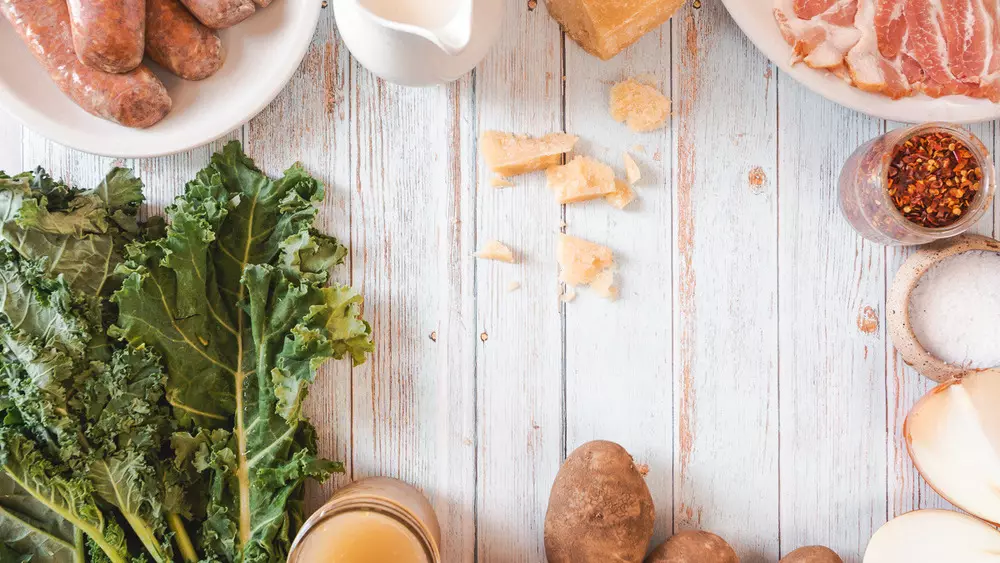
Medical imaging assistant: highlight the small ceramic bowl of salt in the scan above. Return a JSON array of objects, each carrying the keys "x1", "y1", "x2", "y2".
[{"x1": 887, "y1": 234, "x2": 1000, "y2": 382}]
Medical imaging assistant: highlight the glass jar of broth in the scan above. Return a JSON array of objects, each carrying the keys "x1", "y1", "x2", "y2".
[{"x1": 288, "y1": 477, "x2": 441, "y2": 563}]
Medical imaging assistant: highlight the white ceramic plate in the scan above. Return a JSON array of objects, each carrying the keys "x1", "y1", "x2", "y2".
[
  {"x1": 721, "y1": 0, "x2": 1000, "y2": 123},
  {"x1": 0, "y1": 0, "x2": 322, "y2": 158}
]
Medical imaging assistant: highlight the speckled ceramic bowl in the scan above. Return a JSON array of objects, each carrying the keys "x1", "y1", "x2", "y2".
[{"x1": 887, "y1": 234, "x2": 1000, "y2": 382}]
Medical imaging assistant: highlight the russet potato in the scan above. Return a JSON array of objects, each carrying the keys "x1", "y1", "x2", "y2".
[
  {"x1": 644, "y1": 530, "x2": 738, "y2": 563},
  {"x1": 543, "y1": 440, "x2": 654, "y2": 563}
]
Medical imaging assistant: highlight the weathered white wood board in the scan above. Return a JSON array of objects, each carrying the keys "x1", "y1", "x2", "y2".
[
  {"x1": 563, "y1": 11, "x2": 674, "y2": 550},
  {"x1": 0, "y1": 2, "x2": 996, "y2": 562},
  {"x1": 474, "y1": 3, "x2": 563, "y2": 561},
  {"x1": 671, "y1": 3, "x2": 779, "y2": 561},
  {"x1": 777, "y1": 82, "x2": 886, "y2": 560}
]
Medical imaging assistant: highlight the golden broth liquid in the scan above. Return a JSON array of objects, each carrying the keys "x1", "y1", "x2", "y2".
[{"x1": 293, "y1": 510, "x2": 430, "y2": 563}]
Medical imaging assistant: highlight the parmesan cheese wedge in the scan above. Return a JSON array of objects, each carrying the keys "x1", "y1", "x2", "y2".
[
  {"x1": 480, "y1": 131, "x2": 578, "y2": 176},
  {"x1": 610, "y1": 79, "x2": 670, "y2": 132},
  {"x1": 557, "y1": 234, "x2": 615, "y2": 286},
  {"x1": 546, "y1": 156, "x2": 616, "y2": 204},
  {"x1": 475, "y1": 240, "x2": 516, "y2": 263},
  {"x1": 623, "y1": 152, "x2": 641, "y2": 184},
  {"x1": 605, "y1": 179, "x2": 636, "y2": 209}
]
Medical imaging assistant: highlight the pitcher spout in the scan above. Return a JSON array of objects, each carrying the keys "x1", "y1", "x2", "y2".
[{"x1": 424, "y1": 0, "x2": 473, "y2": 56}]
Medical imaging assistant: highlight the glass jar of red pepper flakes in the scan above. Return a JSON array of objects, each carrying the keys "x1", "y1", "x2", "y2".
[{"x1": 839, "y1": 123, "x2": 995, "y2": 246}]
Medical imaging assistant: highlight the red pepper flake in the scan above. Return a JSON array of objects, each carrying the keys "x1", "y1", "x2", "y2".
[{"x1": 887, "y1": 132, "x2": 981, "y2": 228}]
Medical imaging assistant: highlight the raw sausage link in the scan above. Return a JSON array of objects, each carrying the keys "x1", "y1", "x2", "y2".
[
  {"x1": 66, "y1": 0, "x2": 145, "y2": 73},
  {"x1": 253, "y1": 0, "x2": 271, "y2": 7},
  {"x1": 1, "y1": 0, "x2": 171, "y2": 128},
  {"x1": 146, "y1": 0, "x2": 223, "y2": 81},
  {"x1": 178, "y1": 0, "x2": 253, "y2": 29}
]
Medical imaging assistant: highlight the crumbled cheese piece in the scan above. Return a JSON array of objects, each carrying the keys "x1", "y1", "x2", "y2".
[
  {"x1": 591, "y1": 268, "x2": 618, "y2": 300},
  {"x1": 623, "y1": 152, "x2": 641, "y2": 184},
  {"x1": 546, "y1": 156, "x2": 616, "y2": 204},
  {"x1": 557, "y1": 234, "x2": 615, "y2": 286},
  {"x1": 480, "y1": 131, "x2": 578, "y2": 176},
  {"x1": 475, "y1": 240, "x2": 516, "y2": 263},
  {"x1": 632, "y1": 144, "x2": 646, "y2": 154},
  {"x1": 491, "y1": 176, "x2": 514, "y2": 188},
  {"x1": 545, "y1": 0, "x2": 685, "y2": 60},
  {"x1": 507, "y1": 281, "x2": 521, "y2": 292},
  {"x1": 605, "y1": 179, "x2": 636, "y2": 209},
  {"x1": 561, "y1": 287, "x2": 577, "y2": 302},
  {"x1": 609, "y1": 79, "x2": 670, "y2": 132}
]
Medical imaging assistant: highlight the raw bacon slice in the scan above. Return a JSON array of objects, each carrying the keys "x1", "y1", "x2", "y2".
[
  {"x1": 774, "y1": 0, "x2": 862, "y2": 68},
  {"x1": 847, "y1": 0, "x2": 911, "y2": 97},
  {"x1": 776, "y1": 0, "x2": 1000, "y2": 99}
]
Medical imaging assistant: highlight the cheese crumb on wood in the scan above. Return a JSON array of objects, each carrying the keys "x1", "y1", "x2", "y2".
[
  {"x1": 605, "y1": 179, "x2": 636, "y2": 209},
  {"x1": 560, "y1": 287, "x2": 577, "y2": 302},
  {"x1": 610, "y1": 79, "x2": 671, "y2": 132},
  {"x1": 557, "y1": 234, "x2": 614, "y2": 286},
  {"x1": 546, "y1": 156, "x2": 616, "y2": 204},
  {"x1": 480, "y1": 131, "x2": 578, "y2": 176},
  {"x1": 544, "y1": 0, "x2": 686, "y2": 60},
  {"x1": 507, "y1": 281, "x2": 521, "y2": 292},
  {"x1": 623, "y1": 152, "x2": 641, "y2": 184},
  {"x1": 491, "y1": 176, "x2": 514, "y2": 188},
  {"x1": 591, "y1": 268, "x2": 618, "y2": 300},
  {"x1": 475, "y1": 240, "x2": 516, "y2": 263}
]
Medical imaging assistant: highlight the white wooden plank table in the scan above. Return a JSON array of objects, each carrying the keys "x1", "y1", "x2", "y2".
[{"x1": 0, "y1": 2, "x2": 991, "y2": 562}]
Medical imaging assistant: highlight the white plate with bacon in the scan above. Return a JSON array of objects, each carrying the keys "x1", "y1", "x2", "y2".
[{"x1": 722, "y1": 0, "x2": 1000, "y2": 123}]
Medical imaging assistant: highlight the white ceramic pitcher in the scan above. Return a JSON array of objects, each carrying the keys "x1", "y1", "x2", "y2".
[{"x1": 333, "y1": 0, "x2": 504, "y2": 86}]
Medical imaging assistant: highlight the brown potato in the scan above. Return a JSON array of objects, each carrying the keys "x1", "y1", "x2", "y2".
[
  {"x1": 544, "y1": 440, "x2": 654, "y2": 563},
  {"x1": 780, "y1": 546, "x2": 843, "y2": 563},
  {"x1": 644, "y1": 530, "x2": 738, "y2": 563}
]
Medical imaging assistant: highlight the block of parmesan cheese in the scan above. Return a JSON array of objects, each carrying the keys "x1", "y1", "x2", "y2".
[
  {"x1": 480, "y1": 131, "x2": 578, "y2": 176},
  {"x1": 605, "y1": 179, "x2": 636, "y2": 209},
  {"x1": 475, "y1": 240, "x2": 515, "y2": 263},
  {"x1": 546, "y1": 156, "x2": 616, "y2": 204},
  {"x1": 610, "y1": 79, "x2": 671, "y2": 132},
  {"x1": 545, "y1": 0, "x2": 686, "y2": 60},
  {"x1": 557, "y1": 234, "x2": 614, "y2": 286}
]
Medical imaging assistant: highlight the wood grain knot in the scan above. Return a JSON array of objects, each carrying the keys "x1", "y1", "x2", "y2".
[{"x1": 857, "y1": 305, "x2": 879, "y2": 334}]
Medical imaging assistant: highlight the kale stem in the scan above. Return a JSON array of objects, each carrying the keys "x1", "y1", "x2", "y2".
[
  {"x1": 168, "y1": 512, "x2": 198, "y2": 563},
  {"x1": 73, "y1": 528, "x2": 85, "y2": 563}
]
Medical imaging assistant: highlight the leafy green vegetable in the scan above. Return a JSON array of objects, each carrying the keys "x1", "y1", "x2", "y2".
[
  {"x1": 113, "y1": 142, "x2": 371, "y2": 562},
  {"x1": 0, "y1": 472, "x2": 80, "y2": 562},
  {"x1": 0, "y1": 143, "x2": 370, "y2": 562}
]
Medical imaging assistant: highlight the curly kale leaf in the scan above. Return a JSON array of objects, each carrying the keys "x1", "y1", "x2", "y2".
[
  {"x1": 113, "y1": 142, "x2": 371, "y2": 562},
  {"x1": 0, "y1": 472, "x2": 81, "y2": 562}
]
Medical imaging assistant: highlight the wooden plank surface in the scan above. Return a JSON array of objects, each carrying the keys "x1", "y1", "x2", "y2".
[
  {"x1": 474, "y1": 3, "x2": 564, "y2": 561},
  {"x1": 563, "y1": 19, "x2": 674, "y2": 550},
  {"x1": 0, "y1": 2, "x2": 997, "y2": 562},
  {"x1": 777, "y1": 85, "x2": 886, "y2": 562},
  {"x1": 671, "y1": 3, "x2": 780, "y2": 561},
  {"x1": 348, "y1": 45, "x2": 478, "y2": 563}
]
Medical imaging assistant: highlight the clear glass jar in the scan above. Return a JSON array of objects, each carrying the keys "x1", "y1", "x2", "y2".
[
  {"x1": 288, "y1": 477, "x2": 441, "y2": 563},
  {"x1": 838, "y1": 123, "x2": 995, "y2": 246}
]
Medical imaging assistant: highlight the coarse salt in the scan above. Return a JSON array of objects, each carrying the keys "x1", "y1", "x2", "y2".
[{"x1": 909, "y1": 251, "x2": 1000, "y2": 368}]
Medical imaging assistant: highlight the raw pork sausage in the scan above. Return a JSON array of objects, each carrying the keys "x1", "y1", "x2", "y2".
[
  {"x1": 66, "y1": 0, "x2": 145, "y2": 73},
  {"x1": 178, "y1": 0, "x2": 254, "y2": 29},
  {"x1": 0, "y1": 0, "x2": 171, "y2": 128},
  {"x1": 146, "y1": 0, "x2": 223, "y2": 80}
]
